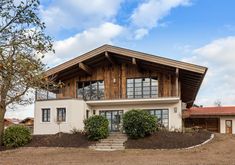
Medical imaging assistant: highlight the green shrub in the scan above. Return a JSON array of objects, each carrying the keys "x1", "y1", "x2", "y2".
[
  {"x1": 3, "y1": 125, "x2": 32, "y2": 148},
  {"x1": 84, "y1": 115, "x2": 109, "y2": 140},
  {"x1": 123, "y1": 109, "x2": 157, "y2": 139}
]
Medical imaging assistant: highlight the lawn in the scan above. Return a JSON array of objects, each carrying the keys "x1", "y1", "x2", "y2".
[{"x1": 0, "y1": 134, "x2": 235, "y2": 165}]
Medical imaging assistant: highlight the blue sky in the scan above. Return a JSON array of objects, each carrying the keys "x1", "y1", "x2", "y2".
[{"x1": 6, "y1": 0, "x2": 235, "y2": 118}]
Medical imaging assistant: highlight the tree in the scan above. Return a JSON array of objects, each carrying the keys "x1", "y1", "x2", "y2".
[
  {"x1": 214, "y1": 100, "x2": 222, "y2": 107},
  {"x1": 0, "y1": 0, "x2": 53, "y2": 144}
]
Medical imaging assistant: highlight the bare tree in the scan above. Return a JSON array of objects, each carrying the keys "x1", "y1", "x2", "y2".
[
  {"x1": 0, "y1": 0, "x2": 54, "y2": 144},
  {"x1": 214, "y1": 100, "x2": 222, "y2": 107}
]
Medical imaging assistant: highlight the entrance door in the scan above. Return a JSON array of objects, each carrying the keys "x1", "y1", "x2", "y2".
[
  {"x1": 225, "y1": 120, "x2": 232, "y2": 134},
  {"x1": 100, "y1": 110, "x2": 123, "y2": 132}
]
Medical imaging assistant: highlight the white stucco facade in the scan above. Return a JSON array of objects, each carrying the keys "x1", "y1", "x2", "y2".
[
  {"x1": 34, "y1": 99, "x2": 88, "y2": 135},
  {"x1": 220, "y1": 117, "x2": 235, "y2": 134},
  {"x1": 34, "y1": 97, "x2": 183, "y2": 135}
]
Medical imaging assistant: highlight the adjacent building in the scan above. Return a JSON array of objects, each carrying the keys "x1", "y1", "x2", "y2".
[{"x1": 184, "y1": 106, "x2": 235, "y2": 134}]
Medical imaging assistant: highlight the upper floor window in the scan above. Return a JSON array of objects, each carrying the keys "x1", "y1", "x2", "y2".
[
  {"x1": 57, "y1": 108, "x2": 66, "y2": 122},
  {"x1": 42, "y1": 108, "x2": 50, "y2": 122},
  {"x1": 127, "y1": 78, "x2": 158, "y2": 99},
  {"x1": 77, "y1": 80, "x2": 104, "y2": 100}
]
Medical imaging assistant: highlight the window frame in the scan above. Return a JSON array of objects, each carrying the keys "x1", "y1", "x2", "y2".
[
  {"x1": 41, "y1": 108, "x2": 50, "y2": 122},
  {"x1": 145, "y1": 109, "x2": 169, "y2": 129},
  {"x1": 57, "y1": 107, "x2": 66, "y2": 122},
  {"x1": 126, "y1": 77, "x2": 158, "y2": 99}
]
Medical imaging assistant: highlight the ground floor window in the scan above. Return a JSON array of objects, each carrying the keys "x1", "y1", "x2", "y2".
[
  {"x1": 57, "y1": 108, "x2": 66, "y2": 122},
  {"x1": 42, "y1": 108, "x2": 50, "y2": 122},
  {"x1": 146, "y1": 109, "x2": 169, "y2": 128}
]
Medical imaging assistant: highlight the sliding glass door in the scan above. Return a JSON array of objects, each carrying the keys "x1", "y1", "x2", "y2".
[{"x1": 100, "y1": 110, "x2": 123, "y2": 132}]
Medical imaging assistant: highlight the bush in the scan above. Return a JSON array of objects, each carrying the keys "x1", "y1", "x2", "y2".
[
  {"x1": 70, "y1": 128, "x2": 83, "y2": 134},
  {"x1": 123, "y1": 109, "x2": 157, "y2": 139},
  {"x1": 3, "y1": 125, "x2": 32, "y2": 148},
  {"x1": 84, "y1": 115, "x2": 109, "y2": 141}
]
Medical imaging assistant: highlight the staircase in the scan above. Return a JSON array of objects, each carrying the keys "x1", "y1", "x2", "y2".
[{"x1": 89, "y1": 132, "x2": 127, "y2": 151}]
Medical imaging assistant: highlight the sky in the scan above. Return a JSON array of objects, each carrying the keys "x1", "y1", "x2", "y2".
[{"x1": 5, "y1": 0, "x2": 235, "y2": 119}]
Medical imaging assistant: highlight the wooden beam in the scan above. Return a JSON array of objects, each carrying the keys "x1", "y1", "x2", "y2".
[
  {"x1": 105, "y1": 51, "x2": 115, "y2": 65},
  {"x1": 132, "y1": 57, "x2": 137, "y2": 65},
  {"x1": 79, "y1": 63, "x2": 92, "y2": 75}
]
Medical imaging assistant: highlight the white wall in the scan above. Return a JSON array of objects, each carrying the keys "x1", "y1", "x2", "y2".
[
  {"x1": 89, "y1": 101, "x2": 182, "y2": 131},
  {"x1": 34, "y1": 99, "x2": 182, "y2": 134},
  {"x1": 34, "y1": 99, "x2": 87, "y2": 135},
  {"x1": 220, "y1": 117, "x2": 235, "y2": 134}
]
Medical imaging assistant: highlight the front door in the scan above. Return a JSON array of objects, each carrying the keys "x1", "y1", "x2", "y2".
[
  {"x1": 225, "y1": 120, "x2": 232, "y2": 134},
  {"x1": 100, "y1": 110, "x2": 123, "y2": 132}
]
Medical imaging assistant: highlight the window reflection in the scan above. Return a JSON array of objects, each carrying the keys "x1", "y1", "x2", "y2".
[
  {"x1": 146, "y1": 109, "x2": 169, "y2": 128},
  {"x1": 77, "y1": 80, "x2": 104, "y2": 100},
  {"x1": 127, "y1": 77, "x2": 158, "y2": 99}
]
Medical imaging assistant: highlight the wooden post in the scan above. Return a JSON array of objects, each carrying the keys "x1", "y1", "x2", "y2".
[
  {"x1": 35, "y1": 89, "x2": 38, "y2": 101},
  {"x1": 176, "y1": 68, "x2": 179, "y2": 97}
]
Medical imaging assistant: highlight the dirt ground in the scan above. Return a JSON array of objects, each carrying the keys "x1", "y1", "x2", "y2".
[
  {"x1": 0, "y1": 133, "x2": 235, "y2": 165},
  {"x1": 26, "y1": 132, "x2": 94, "y2": 148},
  {"x1": 126, "y1": 130, "x2": 211, "y2": 149}
]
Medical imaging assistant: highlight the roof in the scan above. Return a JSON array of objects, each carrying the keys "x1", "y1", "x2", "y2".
[
  {"x1": 4, "y1": 118, "x2": 21, "y2": 124},
  {"x1": 44, "y1": 44, "x2": 207, "y2": 108},
  {"x1": 46, "y1": 44, "x2": 207, "y2": 76},
  {"x1": 20, "y1": 117, "x2": 34, "y2": 124},
  {"x1": 184, "y1": 106, "x2": 235, "y2": 118}
]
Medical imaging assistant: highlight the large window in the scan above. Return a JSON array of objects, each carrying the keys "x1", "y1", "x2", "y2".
[
  {"x1": 127, "y1": 78, "x2": 158, "y2": 99},
  {"x1": 147, "y1": 109, "x2": 169, "y2": 128},
  {"x1": 57, "y1": 108, "x2": 66, "y2": 122},
  {"x1": 42, "y1": 108, "x2": 50, "y2": 122},
  {"x1": 77, "y1": 80, "x2": 104, "y2": 100}
]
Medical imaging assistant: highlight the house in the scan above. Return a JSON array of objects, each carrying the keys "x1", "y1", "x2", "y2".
[
  {"x1": 20, "y1": 117, "x2": 34, "y2": 127},
  {"x1": 4, "y1": 118, "x2": 21, "y2": 129},
  {"x1": 183, "y1": 106, "x2": 235, "y2": 134},
  {"x1": 34, "y1": 45, "x2": 207, "y2": 135},
  {"x1": 4, "y1": 118, "x2": 15, "y2": 129},
  {"x1": 20, "y1": 117, "x2": 34, "y2": 133}
]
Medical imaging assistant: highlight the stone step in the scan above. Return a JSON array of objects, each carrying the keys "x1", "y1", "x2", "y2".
[
  {"x1": 106, "y1": 135, "x2": 127, "y2": 138},
  {"x1": 107, "y1": 135, "x2": 127, "y2": 137},
  {"x1": 109, "y1": 135, "x2": 126, "y2": 137},
  {"x1": 100, "y1": 141, "x2": 125, "y2": 144},
  {"x1": 93, "y1": 146, "x2": 125, "y2": 150},
  {"x1": 89, "y1": 133, "x2": 127, "y2": 151},
  {"x1": 95, "y1": 143, "x2": 123, "y2": 146},
  {"x1": 101, "y1": 138, "x2": 127, "y2": 141}
]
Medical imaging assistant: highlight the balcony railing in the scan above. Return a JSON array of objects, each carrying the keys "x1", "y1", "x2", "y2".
[
  {"x1": 35, "y1": 89, "x2": 177, "y2": 101},
  {"x1": 35, "y1": 89, "x2": 57, "y2": 101}
]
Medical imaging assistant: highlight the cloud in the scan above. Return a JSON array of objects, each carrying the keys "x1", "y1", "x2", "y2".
[
  {"x1": 130, "y1": 0, "x2": 191, "y2": 39},
  {"x1": 43, "y1": 22, "x2": 124, "y2": 67},
  {"x1": 134, "y1": 28, "x2": 149, "y2": 40},
  {"x1": 40, "y1": 0, "x2": 123, "y2": 34},
  {"x1": 183, "y1": 36, "x2": 235, "y2": 106}
]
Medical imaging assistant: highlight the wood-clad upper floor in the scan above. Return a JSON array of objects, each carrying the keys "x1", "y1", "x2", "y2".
[
  {"x1": 38, "y1": 45, "x2": 207, "y2": 108},
  {"x1": 56, "y1": 63, "x2": 178, "y2": 100}
]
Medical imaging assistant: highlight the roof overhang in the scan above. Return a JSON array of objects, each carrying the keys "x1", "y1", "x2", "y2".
[{"x1": 46, "y1": 45, "x2": 207, "y2": 76}]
